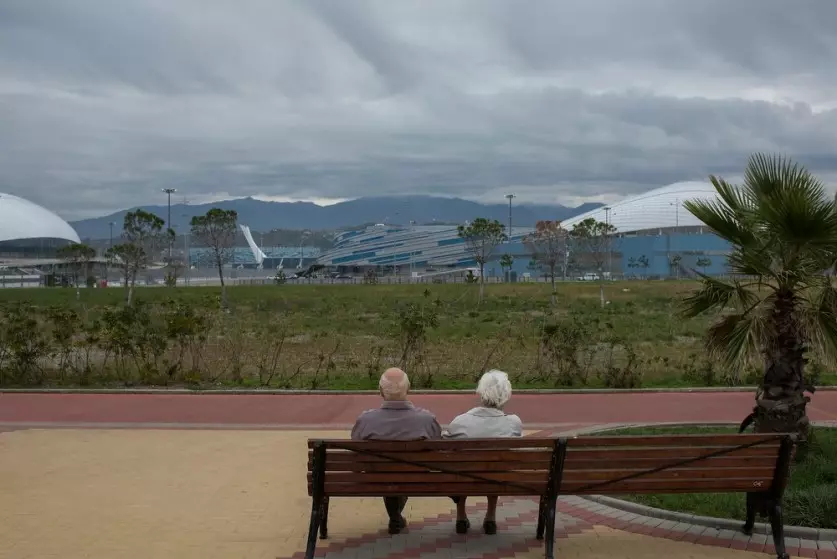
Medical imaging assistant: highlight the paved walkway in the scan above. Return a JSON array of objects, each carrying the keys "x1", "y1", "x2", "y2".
[
  {"x1": 2, "y1": 427, "x2": 824, "y2": 559},
  {"x1": 2, "y1": 392, "x2": 836, "y2": 558},
  {"x1": 2, "y1": 391, "x2": 836, "y2": 428}
]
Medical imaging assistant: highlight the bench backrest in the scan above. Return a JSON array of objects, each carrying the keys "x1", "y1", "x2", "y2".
[
  {"x1": 307, "y1": 438, "x2": 559, "y2": 497},
  {"x1": 561, "y1": 433, "x2": 794, "y2": 496},
  {"x1": 307, "y1": 433, "x2": 795, "y2": 499}
]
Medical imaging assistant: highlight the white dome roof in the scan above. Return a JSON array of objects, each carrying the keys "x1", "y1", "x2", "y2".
[
  {"x1": 0, "y1": 193, "x2": 81, "y2": 243},
  {"x1": 562, "y1": 181, "x2": 719, "y2": 233}
]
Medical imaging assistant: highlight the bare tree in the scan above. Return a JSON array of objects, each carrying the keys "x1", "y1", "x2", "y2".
[
  {"x1": 105, "y1": 243, "x2": 145, "y2": 304},
  {"x1": 190, "y1": 208, "x2": 238, "y2": 308},
  {"x1": 457, "y1": 218, "x2": 506, "y2": 304},
  {"x1": 108, "y1": 210, "x2": 172, "y2": 304},
  {"x1": 56, "y1": 242, "x2": 96, "y2": 299},
  {"x1": 570, "y1": 217, "x2": 616, "y2": 308},
  {"x1": 523, "y1": 220, "x2": 568, "y2": 304}
]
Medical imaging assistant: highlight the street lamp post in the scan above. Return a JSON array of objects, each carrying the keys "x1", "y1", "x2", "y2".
[
  {"x1": 669, "y1": 199, "x2": 680, "y2": 278},
  {"x1": 409, "y1": 220, "x2": 416, "y2": 281},
  {"x1": 184, "y1": 217, "x2": 190, "y2": 285},
  {"x1": 674, "y1": 197, "x2": 679, "y2": 229},
  {"x1": 505, "y1": 193, "x2": 516, "y2": 242},
  {"x1": 162, "y1": 188, "x2": 177, "y2": 260},
  {"x1": 604, "y1": 207, "x2": 612, "y2": 278},
  {"x1": 299, "y1": 230, "x2": 310, "y2": 271}
]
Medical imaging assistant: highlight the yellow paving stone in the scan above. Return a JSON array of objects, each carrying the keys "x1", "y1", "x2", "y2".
[
  {"x1": 502, "y1": 527, "x2": 781, "y2": 558},
  {"x1": 0, "y1": 428, "x2": 799, "y2": 559},
  {"x1": 0, "y1": 429, "x2": 457, "y2": 559}
]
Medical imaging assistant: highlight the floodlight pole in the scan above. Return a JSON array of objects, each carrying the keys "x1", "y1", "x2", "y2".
[
  {"x1": 162, "y1": 188, "x2": 177, "y2": 260},
  {"x1": 184, "y1": 214, "x2": 191, "y2": 285},
  {"x1": 505, "y1": 193, "x2": 516, "y2": 242},
  {"x1": 604, "y1": 207, "x2": 612, "y2": 278},
  {"x1": 109, "y1": 221, "x2": 115, "y2": 248}
]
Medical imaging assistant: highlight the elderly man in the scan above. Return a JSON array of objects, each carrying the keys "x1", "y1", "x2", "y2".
[{"x1": 351, "y1": 367, "x2": 441, "y2": 534}]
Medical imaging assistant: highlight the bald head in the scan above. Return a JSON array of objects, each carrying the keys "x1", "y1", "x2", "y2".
[{"x1": 379, "y1": 368, "x2": 410, "y2": 401}]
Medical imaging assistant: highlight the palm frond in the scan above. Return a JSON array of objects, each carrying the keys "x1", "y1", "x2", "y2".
[
  {"x1": 799, "y1": 283, "x2": 837, "y2": 362},
  {"x1": 684, "y1": 176, "x2": 757, "y2": 247},
  {"x1": 744, "y1": 153, "x2": 837, "y2": 248},
  {"x1": 705, "y1": 309, "x2": 768, "y2": 370},
  {"x1": 724, "y1": 246, "x2": 777, "y2": 280},
  {"x1": 681, "y1": 275, "x2": 760, "y2": 318}
]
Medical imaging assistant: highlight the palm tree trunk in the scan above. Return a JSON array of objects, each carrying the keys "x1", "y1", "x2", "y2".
[{"x1": 752, "y1": 290, "x2": 810, "y2": 452}]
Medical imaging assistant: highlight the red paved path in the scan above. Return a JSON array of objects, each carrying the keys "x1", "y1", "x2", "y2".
[{"x1": 1, "y1": 391, "x2": 835, "y2": 427}]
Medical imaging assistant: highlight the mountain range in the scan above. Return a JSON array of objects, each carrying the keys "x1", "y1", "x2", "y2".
[{"x1": 70, "y1": 195, "x2": 602, "y2": 241}]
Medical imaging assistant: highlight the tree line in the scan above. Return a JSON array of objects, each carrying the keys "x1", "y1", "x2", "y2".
[
  {"x1": 58, "y1": 208, "x2": 240, "y2": 307},
  {"x1": 456, "y1": 215, "x2": 615, "y2": 306}
]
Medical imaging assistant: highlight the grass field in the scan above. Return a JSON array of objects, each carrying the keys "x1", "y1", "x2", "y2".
[
  {"x1": 599, "y1": 425, "x2": 837, "y2": 529},
  {"x1": 0, "y1": 281, "x2": 834, "y2": 389}
]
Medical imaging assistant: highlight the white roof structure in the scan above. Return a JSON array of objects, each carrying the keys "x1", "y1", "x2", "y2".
[
  {"x1": 561, "y1": 181, "x2": 720, "y2": 233},
  {"x1": 0, "y1": 193, "x2": 80, "y2": 243}
]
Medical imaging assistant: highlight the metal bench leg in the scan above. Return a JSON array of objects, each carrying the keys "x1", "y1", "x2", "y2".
[
  {"x1": 319, "y1": 497, "x2": 330, "y2": 540},
  {"x1": 304, "y1": 496, "x2": 322, "y2": 559},
  {"x1": 767, "y1": 501, "x2": 789, "y2": 559},
  {"x1": 742, "y1": 492, "x2": 758, "y2": 535},
  {"x1": 543, "y1": 497, "x2": 558, "y2": 559},
  {"x1": 536, "y1": 495, "x2": 546, "y2": 540}
]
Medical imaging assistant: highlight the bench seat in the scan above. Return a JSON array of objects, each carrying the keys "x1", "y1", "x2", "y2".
[{"x1": 304, "y1": 433, "x2": 795, "y2": 559}]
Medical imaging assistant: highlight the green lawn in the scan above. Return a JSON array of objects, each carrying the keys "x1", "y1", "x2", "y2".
[
  {"x1": 0, "y1": 281, "x2": 834, "y2": 389},
  {"x1": 597, "y1": 425, "x2": 837, "y2": 529}
]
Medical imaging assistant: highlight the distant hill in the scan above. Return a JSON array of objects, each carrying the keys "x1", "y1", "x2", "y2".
[{"x1": 70, "y1": 195, "x2": 602, "y2": 240}]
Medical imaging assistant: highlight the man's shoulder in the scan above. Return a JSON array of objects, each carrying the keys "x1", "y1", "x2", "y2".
[
  {"x1": 355, "y1": 408, "x2": 382, "y2": 421},
  {"x1": 411, "y1": 406, "x2": 439, "y2": 420}
]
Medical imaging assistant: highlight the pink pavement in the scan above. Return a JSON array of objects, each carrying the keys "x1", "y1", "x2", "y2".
[{"x1": 1, "y1": 390, "x2": 835, "y2": 427}]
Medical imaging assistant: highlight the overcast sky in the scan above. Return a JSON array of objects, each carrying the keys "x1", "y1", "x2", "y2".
[{"x1": 2, "y1": 0, "x2": 837, "y2": 220}]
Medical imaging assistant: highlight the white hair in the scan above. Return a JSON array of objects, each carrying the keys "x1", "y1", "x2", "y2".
[
  {"x1": 379, "y1": 368, "x2": 410, "y2": 400},
  {"x1": 476, "y1": 369, "x2": 512, "y2": 409}
]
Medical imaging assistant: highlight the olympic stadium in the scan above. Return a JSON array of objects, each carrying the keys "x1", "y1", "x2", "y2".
[
  {"x1": 0, "y1": 193, "x2": 83, "y2": 285},
  {"x1": 314, "y1": 182, "x2": 731, "y2": 279},
  {"x1": 0, "y1": 193, "x2": 80, "y2": 254}
]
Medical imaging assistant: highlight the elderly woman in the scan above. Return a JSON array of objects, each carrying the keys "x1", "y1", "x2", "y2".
[{"x1": 444, "y1": 369, "x2": 522, "y2": 535}]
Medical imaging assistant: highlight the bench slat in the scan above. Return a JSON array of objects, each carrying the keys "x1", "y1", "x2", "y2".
[
  {"x1": 316, "y1": 460, "x2": 551, "y2": 473},
  {"x1": 562, "y1": 455, "x2": 777, "y2": 470},
  {"x1": 310, "y1": 449, "x2": 553, "y2": 464},
  {"x1": 563, "y1": 446, "x2": 778, "y2": 462},
  {"x1": 321, "y1": 482, "x2": 546, "y2": 496},
  {"x1": 308, "y1": 438, "x2": 555, "y2": 451},
  {"x1": 561, "y1": 467, "x2": 775, "y2": 482},
  {"x1": 313, "y1": 471, "x2": 549, "y2": 484},
  {"x1": 568, "y1": 434, "x2": 785, "y2": 447},
  {"x1": 562, "y1": 477, "x2": 772, "y2": 494}
]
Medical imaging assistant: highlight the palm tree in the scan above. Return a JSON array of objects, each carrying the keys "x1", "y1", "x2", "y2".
[{"x1": 682, "y1": 154, "x2": 837, "y2": 446}]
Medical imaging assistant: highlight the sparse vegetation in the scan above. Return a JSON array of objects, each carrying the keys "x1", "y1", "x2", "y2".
[{"x1": 0, "y1": 281, "x2": 834, "y2": 390}]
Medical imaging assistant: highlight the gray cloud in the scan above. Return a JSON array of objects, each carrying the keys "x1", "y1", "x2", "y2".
[{"x1": 1, "y1": 0, "x2": 837, "y2": 219}]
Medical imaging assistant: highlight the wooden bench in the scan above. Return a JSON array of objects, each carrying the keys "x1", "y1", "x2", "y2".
[{"x1": 305, "y1": 433, "x2": 795, "y2": 559}]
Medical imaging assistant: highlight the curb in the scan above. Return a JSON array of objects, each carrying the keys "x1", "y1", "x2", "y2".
[
  {"x1": 574, "y1": 421, "x2": 837, "y2": 543},
  {"x1": 580, "y1": 495, "x2": 837, "y2": 541},
  {"x1": 1, "y1": 386, "x2": 835, "y2": 395}
]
